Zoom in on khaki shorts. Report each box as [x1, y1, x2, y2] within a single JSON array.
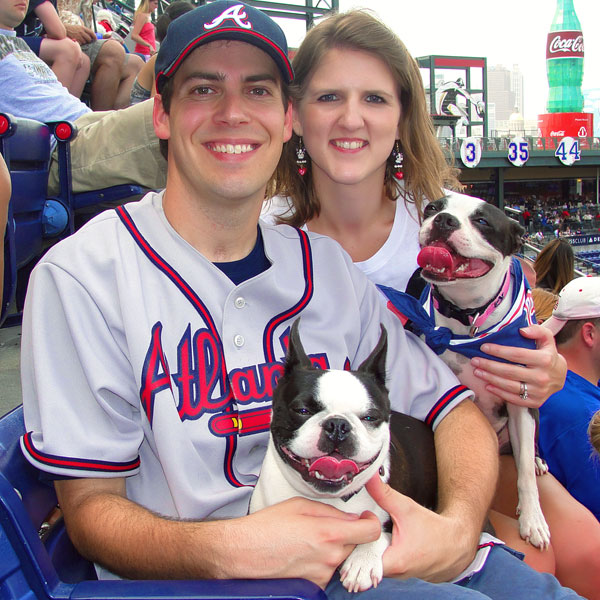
[[48, 99, 167, 195]]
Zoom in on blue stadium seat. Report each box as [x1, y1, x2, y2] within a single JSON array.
[[0, 405, 327, 600], [0, 113, 146, 326]]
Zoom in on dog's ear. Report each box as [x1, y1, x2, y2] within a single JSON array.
[[284, 317, 313, 374], [357, 325, 387, 387], [508, 217, 525, 255]]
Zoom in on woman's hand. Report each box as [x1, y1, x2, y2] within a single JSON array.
[[470, 324, 567, 408]]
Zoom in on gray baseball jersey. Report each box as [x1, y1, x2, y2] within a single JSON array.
[[21, 191, 471, 523]]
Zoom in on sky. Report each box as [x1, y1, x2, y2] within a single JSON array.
[[275, 0, 600, 120]]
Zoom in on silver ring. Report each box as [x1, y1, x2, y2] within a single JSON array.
[[519, 381, 528, 401]]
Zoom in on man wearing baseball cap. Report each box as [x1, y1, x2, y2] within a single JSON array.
[[19, 2, 583, 598], [539, 276, 600, 520]]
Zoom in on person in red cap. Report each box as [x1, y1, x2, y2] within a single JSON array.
[[538, 276, 600, 521]]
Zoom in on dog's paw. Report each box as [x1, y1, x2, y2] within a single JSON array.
[[518, 508, 551, 550], [339, 553, 382, 593], [535, 457, 549, 476], [339, 535, 389, 593]]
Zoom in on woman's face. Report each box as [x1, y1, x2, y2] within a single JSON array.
[[294, 47, 401, 189]]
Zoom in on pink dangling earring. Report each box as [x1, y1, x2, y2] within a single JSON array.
[[296, 137, 307, 176], [392, 141, 404, 180]]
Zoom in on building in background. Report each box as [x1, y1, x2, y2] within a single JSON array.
[[583, 89, 600, 137], [488, 64, 527, 135]]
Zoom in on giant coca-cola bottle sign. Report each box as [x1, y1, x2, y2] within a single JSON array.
[[546, 31, 584, 59], [545, 0, 584, 113]]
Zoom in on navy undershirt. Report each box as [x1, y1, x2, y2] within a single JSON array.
[[213, 226, 270, 285]]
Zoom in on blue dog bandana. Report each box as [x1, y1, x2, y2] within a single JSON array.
[[379, 258, 537, 361]]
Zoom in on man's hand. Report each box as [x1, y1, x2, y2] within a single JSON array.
[[365, 476, 476, 583], [470, 324, 567, 408], [56, 477, 380, 588], [238, 498, 381, 589], [64, 23, 96, 45]]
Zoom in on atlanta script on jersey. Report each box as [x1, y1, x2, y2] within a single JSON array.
[[20, 191, 471, 526]]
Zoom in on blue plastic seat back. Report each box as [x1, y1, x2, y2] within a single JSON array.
[[3, 117, 52, 269], [0, 405, 328, 600]]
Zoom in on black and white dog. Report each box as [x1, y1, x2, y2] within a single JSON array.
[[250, 318, 437, 592], [384, 191, 550, 550]]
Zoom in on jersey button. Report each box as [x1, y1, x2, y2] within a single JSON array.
[[234, 334, 245, 347], [234, 297, 246, 309]]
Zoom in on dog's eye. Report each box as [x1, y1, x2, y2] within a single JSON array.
[[294, 407, 311, 416], [475, 217, 490, 227], [423, 204, 438, 217], [361, 414, 379, 423]]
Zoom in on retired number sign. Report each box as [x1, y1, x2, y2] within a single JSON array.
[[508, 137, 529, 167], [460, 137, 481, 168], [555, 137, 581, 166]]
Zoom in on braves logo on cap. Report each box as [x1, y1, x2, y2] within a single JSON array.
[[204, 4, 252, 30]]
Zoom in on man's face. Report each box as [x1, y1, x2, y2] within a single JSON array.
[[0, 0, 28, 29], [153, 40, 292, 208]]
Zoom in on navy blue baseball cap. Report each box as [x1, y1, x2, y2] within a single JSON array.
[[155, 1, 294, 93]]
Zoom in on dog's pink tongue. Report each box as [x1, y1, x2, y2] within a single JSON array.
[[309, 456, 359, 479], [418, 245, 454, 274]]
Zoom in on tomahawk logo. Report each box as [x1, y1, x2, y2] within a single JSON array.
[[204, 4, 252, 30]]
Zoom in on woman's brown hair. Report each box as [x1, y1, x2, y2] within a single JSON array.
[[534, 239, 575, 295], [267, 9, 460, 227]]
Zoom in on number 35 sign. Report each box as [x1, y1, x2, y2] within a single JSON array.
[[508, 137, 529, 167]]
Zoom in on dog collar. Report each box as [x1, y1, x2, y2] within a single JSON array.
[[431, 267, 511, 336]]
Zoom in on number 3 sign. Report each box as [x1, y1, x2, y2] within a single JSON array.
[[460, 137, 482, 168]]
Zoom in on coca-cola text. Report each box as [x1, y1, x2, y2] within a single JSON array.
[[546, 31, 584, 59]]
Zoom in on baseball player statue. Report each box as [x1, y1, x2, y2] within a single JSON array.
[[435, 78, 486, 139], [18, 2, 581, 598]]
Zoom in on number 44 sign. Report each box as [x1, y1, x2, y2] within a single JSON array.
[[508, 137, 529, 167], [555, 137, 581, 166]]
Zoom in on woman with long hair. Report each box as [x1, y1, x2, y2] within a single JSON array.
[[534, 238, 575, 294], [131, 0, 158, 61], [265, 9, 599, 597]]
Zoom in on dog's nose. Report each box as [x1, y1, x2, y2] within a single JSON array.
[[433, 212, 460, 232], [323, 417, 351, 442]]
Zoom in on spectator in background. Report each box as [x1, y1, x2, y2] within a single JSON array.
[[57, 0, 144, 110], [130, 0, 193, 105], [131, 0, 157, 61], [531, 288, 559, 324], [523, 208, 532, 232], [0, 2, 165, 196], [15, 0, 90, 97], [540, 276, 600, 521], [534, 238, 575, 295]]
